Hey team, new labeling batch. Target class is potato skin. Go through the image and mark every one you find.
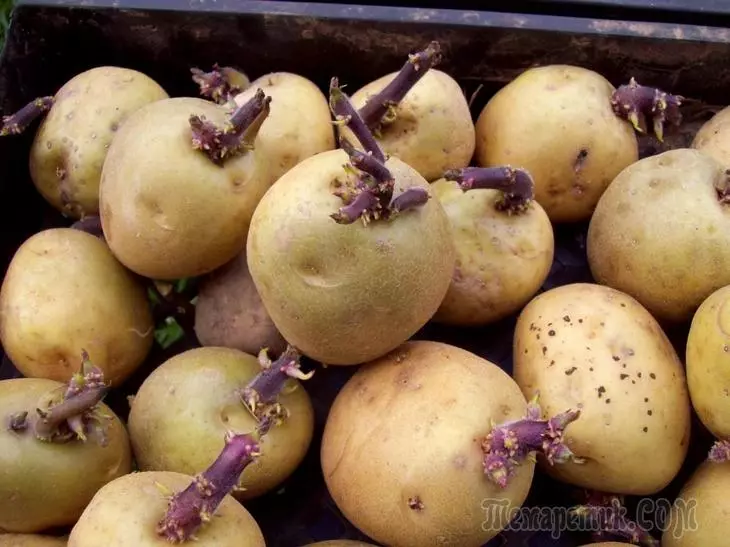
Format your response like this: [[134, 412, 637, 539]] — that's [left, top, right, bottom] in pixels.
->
[[99, 97, 272, 280], [193, 251, 287, 356], [430, 178, 554, 325], [513, 283, 691, 495], [343, 69, 475, 182], [587, 148, 730, 324], [661, 460, 730, 547], [686, 285, 730, 439], [128, 347, 314, 500], [321, 340, 534, 547], [301, 542, 377, 546], [29, 66, 168, 219], [475, 65, 638, 223], [0, 228, 153, 385], [67, 470, 266, 547], [0, 378, 132, 533], [692, 105, 730, 167], [0, 535, 67, 547], [234, 72, 335, 185], [246, 149, 455, 365]]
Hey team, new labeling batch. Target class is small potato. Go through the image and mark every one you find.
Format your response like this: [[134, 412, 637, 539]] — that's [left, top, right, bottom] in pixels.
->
[[0, 535, 67, 546], [234, 72, 335, 185], [430, 176, 554, 326], [587, 148, 730, 324], [692, 105, 730, 167], [0, 228, 153, 385], [661, 460, 730, 547], [474, 65, 639, 223], [29, 66, 168, 218], [513, 283, 691, 495], [686, 285, 730, 440], [194, 250, 287, 356]]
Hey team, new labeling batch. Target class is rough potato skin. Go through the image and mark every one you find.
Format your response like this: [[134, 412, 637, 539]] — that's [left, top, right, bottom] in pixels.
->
[[29, 66, 168, 219], [194, 251, 287, 356], [587, 148, 730, 324], [343, 69, 475, 182], [234, 72, 335, 185], [0, 228, 153, 385], [128, 347, 314, 500], [67, 471, 266, 547], [661, 460, 730, 547], [692, 105, 730, 167], [686, 285, 730, 439], [246, 149, 456, 365], [0, 378, 133, 533], [321, 340, 534, 547], [0, 535, 67, 547], [430, 178, 554, 325], [474, 65, 638, 223], [513, 283, 691, 495], [99, 97, 272, 280]]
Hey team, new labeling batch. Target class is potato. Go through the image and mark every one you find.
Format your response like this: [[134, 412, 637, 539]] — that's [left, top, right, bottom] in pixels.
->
[[513, 283, 691, 495], [692, 105, 730, 167], [0, 377, 132, 533], [67, 469, 266, 546], [342, 43, 475, 182], [233, 72, 335, 185], [301, 542, 377, 547], [661, 460, 730, 547], [193, 250, 287, 356], [430, 172, 554, 326], [27, 66, 168, 219], [587, 148, 730, 324], [0, 535, 67, 547], [321, 340, 581, 547], [0, 228, 153, 385], [474, 64, 639, 223], [578, 544, 635, 546], [99, 94, 273, 280], [128, 346, 314, 500], [685, 285, 730, 440]]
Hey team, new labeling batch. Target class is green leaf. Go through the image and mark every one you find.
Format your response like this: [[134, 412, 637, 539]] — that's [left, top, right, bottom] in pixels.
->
[[154, 316, 185, 349]]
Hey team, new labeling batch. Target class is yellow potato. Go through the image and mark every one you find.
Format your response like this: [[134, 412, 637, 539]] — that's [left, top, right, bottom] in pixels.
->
[[0, 228, 153, 385], [343, 69, 475, 182], [234, 72, 335, 185], [692, 105, 730, 167], [0, 535, 67, 546], [686, 285, 730, 439], [661, 460, 730, 547], [430, 177, 554, 325], [29, 66, 168, 218], [474, 65, 639, 223], [587, 148, 730, 324], [513, 283, 691, 495]]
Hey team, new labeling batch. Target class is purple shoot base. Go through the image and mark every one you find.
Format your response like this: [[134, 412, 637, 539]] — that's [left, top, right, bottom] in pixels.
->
[[444, 166, 535, 214], [0, 96, 54, 136], [570, 493, 659, 547], [191, 64, 250, 105], [611, 78, 683, 142]]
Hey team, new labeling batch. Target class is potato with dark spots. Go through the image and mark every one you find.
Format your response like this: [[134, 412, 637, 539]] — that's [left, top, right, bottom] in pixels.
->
[[513, 283, 692, 495], [233, 72, 335, 185], [474, 65, 639, 223], [0, 370, 132, 533], [194, 250, 287, 356], [661, 460, 730, 547], [429, 167, 554, 326], [587, 148, 730, 324], [692, 105, 730, 167], [0, 228, 153, 385], [321, 340, 582, 547], [0, 535, 67, 547], [99, 92, 273, 280], [340, 42, 475, 182], [128, 346, 314, 501], [686, 284, 730, 441]]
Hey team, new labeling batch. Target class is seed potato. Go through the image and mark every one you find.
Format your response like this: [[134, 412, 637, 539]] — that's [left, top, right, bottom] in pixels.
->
[[0, 535, 67, 547]]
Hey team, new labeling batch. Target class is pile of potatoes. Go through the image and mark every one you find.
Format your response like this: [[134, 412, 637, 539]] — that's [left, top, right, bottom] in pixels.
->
[[2, 40, 730, 547]]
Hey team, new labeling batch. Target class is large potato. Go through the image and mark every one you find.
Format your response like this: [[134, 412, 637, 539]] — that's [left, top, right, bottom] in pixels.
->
[[685, 284, 730, 440], [474, 65, 639, 223], [0, 535, 67, 546], [0, 228, 153, 385], [587, 148, 730, 324], [513, 283, 691, 495], [29, 66, 168, 218], [661, 460, 730, 547], [321, 340, 538, 547], [234, 72, 335, 185], [692, 105, 730, 167]]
